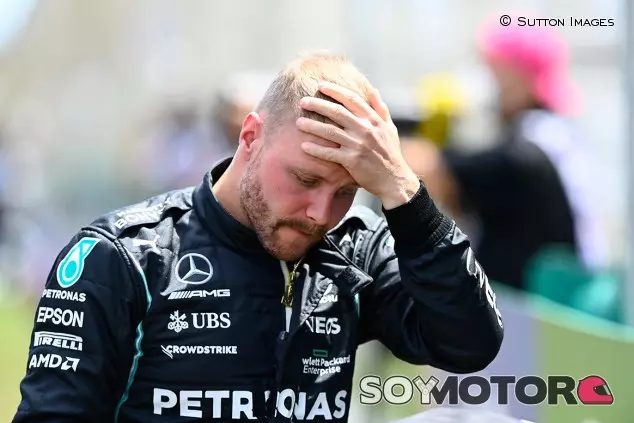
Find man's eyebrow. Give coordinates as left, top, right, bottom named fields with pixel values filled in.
left=339, top=183, right=360, bottom=192
left=291, top=168, right=323, bottom=180
left=290, top=166, right=358, bottom=188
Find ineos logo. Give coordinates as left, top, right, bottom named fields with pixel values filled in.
left=305, top=316, right=341, bottom=335
left=175, top=253, right=213, bottom=285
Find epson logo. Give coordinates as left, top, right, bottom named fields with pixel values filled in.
left=36, top=307, right=84, bottom=328
left=34, top=331, right=83, bottom=351
left=305, top=316, right=340, bottom=335
left=168, top=289, right=230, bottom=300
left=153, top=388, right=348, bottom=420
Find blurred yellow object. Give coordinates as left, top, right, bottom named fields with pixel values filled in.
left=415, top=73, right=467, bottom=147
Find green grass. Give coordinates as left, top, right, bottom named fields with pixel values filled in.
left=0, top=294, right=37, bottom=422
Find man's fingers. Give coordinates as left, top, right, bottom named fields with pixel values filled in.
left=370, top=88, right=392, bottom=122
left=301, top=142, right=347, bottom=164
left=299, top=97, right=358, bottom=130
left=316, top=81, right=382, bottom=123
left=296, top=118, right=359, bottom=147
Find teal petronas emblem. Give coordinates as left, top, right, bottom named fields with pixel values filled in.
left=56, top=238, right=101, bottom=288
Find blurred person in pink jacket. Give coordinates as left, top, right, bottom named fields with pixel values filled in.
left=405, top=15, right=608, bottom=291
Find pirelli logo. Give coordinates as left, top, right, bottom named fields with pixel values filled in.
left=34, top=331, right=83, bottom=351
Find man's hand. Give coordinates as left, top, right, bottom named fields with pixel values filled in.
left=296, top=81, right=421, bottom=209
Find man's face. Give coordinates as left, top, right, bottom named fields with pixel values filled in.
left=239, top=121, right=358, bottom=261
left=488, top=60, right=534, bottom=122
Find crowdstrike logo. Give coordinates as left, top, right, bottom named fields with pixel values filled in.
left=161, top=344, right=238, bottom=358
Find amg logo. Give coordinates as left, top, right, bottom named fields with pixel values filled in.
left=168, top=289, right=230, bottom=300
left=34, top=332, right=83, bottom=351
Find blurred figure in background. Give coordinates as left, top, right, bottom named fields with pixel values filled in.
left=406, top=16, right=608, bottom=291
left=208, top=71, right=274, bottom=160
left=133, top=72, right=272, bottom=194
left=0, top=131, right=7, bottom=247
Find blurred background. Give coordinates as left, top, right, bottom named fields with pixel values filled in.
left=0, top=0, right=631, bottom=422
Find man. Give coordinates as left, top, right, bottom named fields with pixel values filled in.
left=12, top=52, right=503, bottom=423
left=407, top=18, right=608, bottom=291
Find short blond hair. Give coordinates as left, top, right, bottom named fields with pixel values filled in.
left=256, top=51, right=375, bottom=133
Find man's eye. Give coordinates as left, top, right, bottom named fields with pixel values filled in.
left=337, top=188, right=357, bottom=197
left=297, top=175, right=317, bottom=187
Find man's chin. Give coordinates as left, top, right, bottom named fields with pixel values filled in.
left=264, top=244, right=308, bottom=262
left=270, top=249, right=306, bottom=262
left=264, top=233, right=318, bottom=261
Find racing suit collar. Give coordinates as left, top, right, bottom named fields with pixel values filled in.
left=193, top=156, right=269, bottom=254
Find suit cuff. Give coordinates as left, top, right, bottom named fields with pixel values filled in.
left=382, top=181, right=454, bottom=254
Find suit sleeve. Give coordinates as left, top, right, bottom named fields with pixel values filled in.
left=12, top=229, right=143, bottom=423
left=358, top=183, right=504, bottom=373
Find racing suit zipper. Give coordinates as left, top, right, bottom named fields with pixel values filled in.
left=281, top=258, right=303, bottom=308
left=271, top=260, right=303, bottom=420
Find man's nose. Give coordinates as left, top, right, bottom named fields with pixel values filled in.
left=305, top=193, right=333, bottom=227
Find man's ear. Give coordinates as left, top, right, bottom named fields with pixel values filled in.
left=239, top=112, right=264, bottom=160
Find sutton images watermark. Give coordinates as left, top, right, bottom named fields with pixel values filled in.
left=498, top=15, right=614, bottom=27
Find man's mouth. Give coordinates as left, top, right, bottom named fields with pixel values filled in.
left=290, top=227, right=312, bottom=237
left=276, top=221, right=324, bottom=238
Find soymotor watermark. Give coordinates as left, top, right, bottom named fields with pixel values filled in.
left=359, top=375, right=613, bottom=407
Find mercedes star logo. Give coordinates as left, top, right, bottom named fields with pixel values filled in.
left=175, top=253, right=213, bottom=285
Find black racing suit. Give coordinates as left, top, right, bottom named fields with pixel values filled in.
left=12, top=157, right=503, bottom=422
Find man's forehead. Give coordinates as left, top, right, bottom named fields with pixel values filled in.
left=276, top=134, right=354, bottom=185
left=295, top=158, right=351, bottom=182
